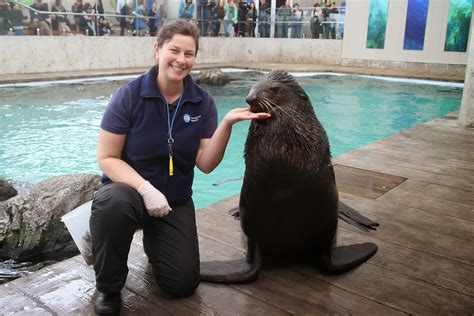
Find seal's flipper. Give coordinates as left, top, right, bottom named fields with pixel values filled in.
left=338, top=201, right=379, bottom=231
left=318, top=242, right=378, bottom=275
left=228, top=206, right=240, bottom=220
left=200, top=240, right=263, bottom=284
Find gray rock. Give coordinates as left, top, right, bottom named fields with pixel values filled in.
left=195, top=68, right=230, bottom=86
left=0, top=179, right=17, bottom=202
left=0, top=173, right=102, bottom=260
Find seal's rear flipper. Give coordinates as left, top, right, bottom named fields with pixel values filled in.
left=318, top=242, right=378, bottom=275
left=200, top=240, right=263, bottom=284
left=338, top=201, right=379, bottom=231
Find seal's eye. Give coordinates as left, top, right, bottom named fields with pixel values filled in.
left=270, top=86, right=280, bottom=94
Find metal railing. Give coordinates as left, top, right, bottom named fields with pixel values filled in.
left=1, top=1, right=344, bottom=39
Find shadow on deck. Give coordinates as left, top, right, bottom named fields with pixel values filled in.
left=1, top=111, right=473, bottom=315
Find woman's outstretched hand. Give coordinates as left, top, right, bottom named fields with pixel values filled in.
left=223, top=107, right=271, bottom=125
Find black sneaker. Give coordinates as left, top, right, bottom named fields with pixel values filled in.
left=94, top=291, right=121, bottom=315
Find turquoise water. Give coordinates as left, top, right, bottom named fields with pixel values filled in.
left=0, top=72, right=462, bottom=208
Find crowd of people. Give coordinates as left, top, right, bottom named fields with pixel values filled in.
left=0, top=0, right=343, bottom=38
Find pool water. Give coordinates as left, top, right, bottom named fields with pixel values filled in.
left=0, top=72, right=462, bottom=208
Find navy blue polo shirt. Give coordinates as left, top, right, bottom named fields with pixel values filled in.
left=100, top=66, right=218, bottom=206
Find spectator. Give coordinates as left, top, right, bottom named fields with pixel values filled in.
left=0, top=1, right=11, bottom=35
left=200, top=0, right=214, bottom=36
left=291, top=3, right=303, bottom=38
left=258, top=0, right=270, bottom=37
left=179, top=0, right=194, bottom=20
left=51, top=0, right=72, bottom=33
left=310, top=2, right=322, bottom=39
left=30, top=0, right=51, bottom=35
left=154, top=3, right=166, bottom=33
left=329, top=1, right=338, bottom=39
left=119, top=0, right=133, bottom=36
left=80, top=2, right=97, bottom=35
left=223, top=0, right=236, bottom=37
left=211, top=0, right=224, bottom=36
left=71, top=0, right=83, bottom=32
left=96, top=0, right=114, bottom=35
left=235, top=0, right=247, bottom=37
left=276, top=0, right=290, bottom=38
left=145, top=0, right=155, bottom=35
left=133, top=1, right=149, bottom=36
left=4, top=2, right=27, bottom=35
left=246, top=1, right=257, bottom=37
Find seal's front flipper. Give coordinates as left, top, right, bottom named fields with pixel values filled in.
left=200, top=240, right=262, bottom=284
left=338, top=201, right=379, bottom=231
left=318, top=242, right=378, bottom=275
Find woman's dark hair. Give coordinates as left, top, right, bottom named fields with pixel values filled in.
left=156, top=19, right=200, bottom=56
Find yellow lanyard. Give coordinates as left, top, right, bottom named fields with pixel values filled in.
left=165, top=94, right=183, bottom=176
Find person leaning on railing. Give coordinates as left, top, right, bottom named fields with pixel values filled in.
left=223, top=0, right=237, bottom=37
left=29, top=0, right=51, bottom=35
left=210, top=0, right=224, bottom=36
left=71, top=0, right=82, bottom=33
left=51, top=0, right=71, bottom=34
left=1, top=1, right=27, bottom=35
left=310, top=2, right=323, bottom=39
left=178, top=0, right=194, bottom=20
left=258, top=0, right=270, bottom=38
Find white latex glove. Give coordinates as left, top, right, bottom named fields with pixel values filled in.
left=137, top=181, right=172, bottom=217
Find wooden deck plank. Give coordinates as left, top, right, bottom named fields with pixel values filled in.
left=0, top=283, right=54, bottom=315
left=296, top=263, right=474, bottom=315
left=334, top=164, right=407, bottom=199
left=337, top=194, right=473, bottom=265
left=337, top=148, right=474, bottom=182
left=336, top=229, right=474, bottom=297
left=376, top=179, right=474, bottom=221
left=333, top=155, right=473, bottom=191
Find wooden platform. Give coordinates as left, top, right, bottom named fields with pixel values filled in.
left=1, top=111, right=473, bottom=315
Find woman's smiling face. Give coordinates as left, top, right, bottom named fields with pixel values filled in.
left=155, top=34, right=197, bottom=83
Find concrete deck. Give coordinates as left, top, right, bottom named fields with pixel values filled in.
left=1, top=110, right=473, bottom=315
left=0, top=62, right=465, bottom=85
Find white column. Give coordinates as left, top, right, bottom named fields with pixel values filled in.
left=270, top=0, right=276, bottom=38
left=459, top=20, right=474, bottom=127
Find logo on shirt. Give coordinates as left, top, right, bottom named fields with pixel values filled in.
left=183, top=114, right=201, bottom=123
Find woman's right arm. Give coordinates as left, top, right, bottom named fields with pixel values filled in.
left=97, top=128, right=145, bottom=190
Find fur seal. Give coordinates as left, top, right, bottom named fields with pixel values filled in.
left=200, top=70, right=378, bottom=283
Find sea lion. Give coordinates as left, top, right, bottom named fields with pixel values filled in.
left=200, top=70, right=378, bottom=283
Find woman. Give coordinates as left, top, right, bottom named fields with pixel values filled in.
left=178, top=0, right=194, bottom=20
left=310, top=2, right=323, bottom=39
left=276, top=0, right=291, bottom=38
left=223, top=0, right=237, bottom=37
left=246, top=1, right=257, bottom=37
left=211, top=0, right=225, bottom=36
left=91, top=20, right=270, bottom=314
left=290, top=3, right=303, bottom=38
left=154, top=4, right=166, bottom=33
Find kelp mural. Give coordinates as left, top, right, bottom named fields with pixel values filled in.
left=445, top=0, right=473, bottom=52
left=403, top=0, right=430, bottom=50
left=366, top=0, right=390, bottom=49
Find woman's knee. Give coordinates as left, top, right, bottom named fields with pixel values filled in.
left=91, top=183, right=144, bottom=226
left=154, top=264, right=200, bottom=297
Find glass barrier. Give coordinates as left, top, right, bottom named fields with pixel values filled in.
left=0, top=0, right=344, bottom=39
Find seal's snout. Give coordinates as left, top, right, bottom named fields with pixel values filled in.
left=246, top=90, right=261, bottom=113
left=245, top=93, right=257, bottom=107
